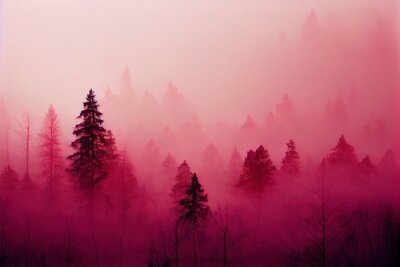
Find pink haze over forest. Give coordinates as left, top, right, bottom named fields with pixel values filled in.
left=0, top=0, right=399, bottom=266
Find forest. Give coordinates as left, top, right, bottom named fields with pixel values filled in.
left=0, top=0, right=399, bottom=266
left=0, top=85, right=398, bottom=266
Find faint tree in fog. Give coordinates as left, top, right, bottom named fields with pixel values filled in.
left=327, top=135, right=358, bottom=170
left=202, top=143, right=223, bottom=171
left=67, top=89, right=116, bottom=190
left=161, top=153, right=177, bottom=177
left=0, top=165, right=19, bottom=193
left=228, top=148, right=242, bottom=183
left=0, top=99, right=10, bottom=166
left=351, top=155, right=376, bottom=184
left=281, top=139, right=300, bottom=177
left=39, top=105, right=62, bottom=190
left=237, top=145, right=276, bottom=202
left=171, top=161, right=192, bottom=202
left=177, top=173, right=209, bottom=267
left=15, top=112, right=33, bottom=188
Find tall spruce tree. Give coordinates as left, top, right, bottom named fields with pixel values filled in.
left=67, top=89, right=111, bottom=190
left=281, top=139, right=300, bottom=176
left=178, top=173, right=209, bottom=266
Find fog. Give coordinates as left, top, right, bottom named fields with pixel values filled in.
left=0, top=0, right=399, bottom=266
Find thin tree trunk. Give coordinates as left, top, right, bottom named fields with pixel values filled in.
left=193, top=226, right=197, bottom=267
left=175, top=220, right=180, bottom=267
left=223, top=230, right=227, bottom=267
left=25, top=116, right=30, bottom=177
left=89, top=193, right=100, bottom=267
left=119, top=150, right=127, bottom=267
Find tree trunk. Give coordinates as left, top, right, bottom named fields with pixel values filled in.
left=193, top=227, right=197, bottom=267
left=175, top=220, right=180, bottom=267
left=223, top=230, right=227, bottom=267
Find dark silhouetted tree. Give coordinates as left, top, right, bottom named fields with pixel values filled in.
left=39, top=105, right=62, bottom=189
left=178, top=173, right=209, bottom=267
left=171, top=161, right=192, bottom=202
left=238, top=145, right=276, bottom=200
left=327, top=135, right=358, bottom=169
left=67, top=89, right=110, bottom=191
left=281, top=139, right=300, bottom=177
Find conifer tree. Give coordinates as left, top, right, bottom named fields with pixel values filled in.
left=162, top=153, right=177, bottom=175
left=171, top=161, right=192, bottom=202
left=281, top=139, right=300, bottom=176
left=39, top=105, right=62, bottom=187
left=178, top=173, right=209, bottom=266
left=238, top=145, right=276, bottom=199
left=327, top=135, right=358, bottom=169
left=67, top=89, right=112, bottom=190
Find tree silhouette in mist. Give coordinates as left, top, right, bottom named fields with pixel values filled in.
left=177, top=173, right=209, bottom=267
left=238, top=145, right=276, bottom=201
left=39, top=105, right=62, bottom=190
left=67, top=89, right=116, bottom=191
left=281, top=139, right=300, bottom=177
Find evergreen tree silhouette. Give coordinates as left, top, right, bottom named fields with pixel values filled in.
left=67, top=89, right=111, bottom=190
left=238, top=145, right=276, bottom=200
left=281, top=139, right=300, bottom=176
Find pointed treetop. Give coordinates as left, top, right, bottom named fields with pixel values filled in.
left=241, top=115, right=257, bottom=131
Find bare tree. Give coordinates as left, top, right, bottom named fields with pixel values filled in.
left=213, top=207, right=248, bottom=267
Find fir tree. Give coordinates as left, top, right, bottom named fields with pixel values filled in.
left=178, top=173, right=209, bottom=266
left=238, top=145, right=276, bottom=199
left=161, top=153, right=178, bottom=179
left=281, top=139, right=300, bottom=176
left=67, top=89, right=111, bottom=190
left=327, top=135, right=358, bottom=169
left=352, top=155, right=376, bottom=183
left=171, top=161, right=192, bottom=202
left=178, top=173, right=209, bottom=226
left=39, top=105, right=62, bottom=188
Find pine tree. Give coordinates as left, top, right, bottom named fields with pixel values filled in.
left=171, top=161, right=192, bottom=202
left=39, top=105, right=62, bottom=187
left=352, top=155, right=376, bottom=183
left=281, top=139, right=300, bottom=176
left=238, top=145, right=276, bottom=199
left=178, top=173, right=209, bottom=266
left=178, top=173, right=209, bottom=225
left=67, top=89, right=111, bottom=190
left=327, top=135, right=358, bottom=169
left=161, top=153, right=177, bottom=177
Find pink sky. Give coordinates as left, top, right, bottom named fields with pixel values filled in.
left=0, top=0, right=397, bottom=120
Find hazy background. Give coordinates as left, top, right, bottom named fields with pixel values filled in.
left=0, top=0, right=398, bottom=172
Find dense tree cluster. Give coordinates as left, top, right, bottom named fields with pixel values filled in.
left=0, top=87, right=398, bottom=267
